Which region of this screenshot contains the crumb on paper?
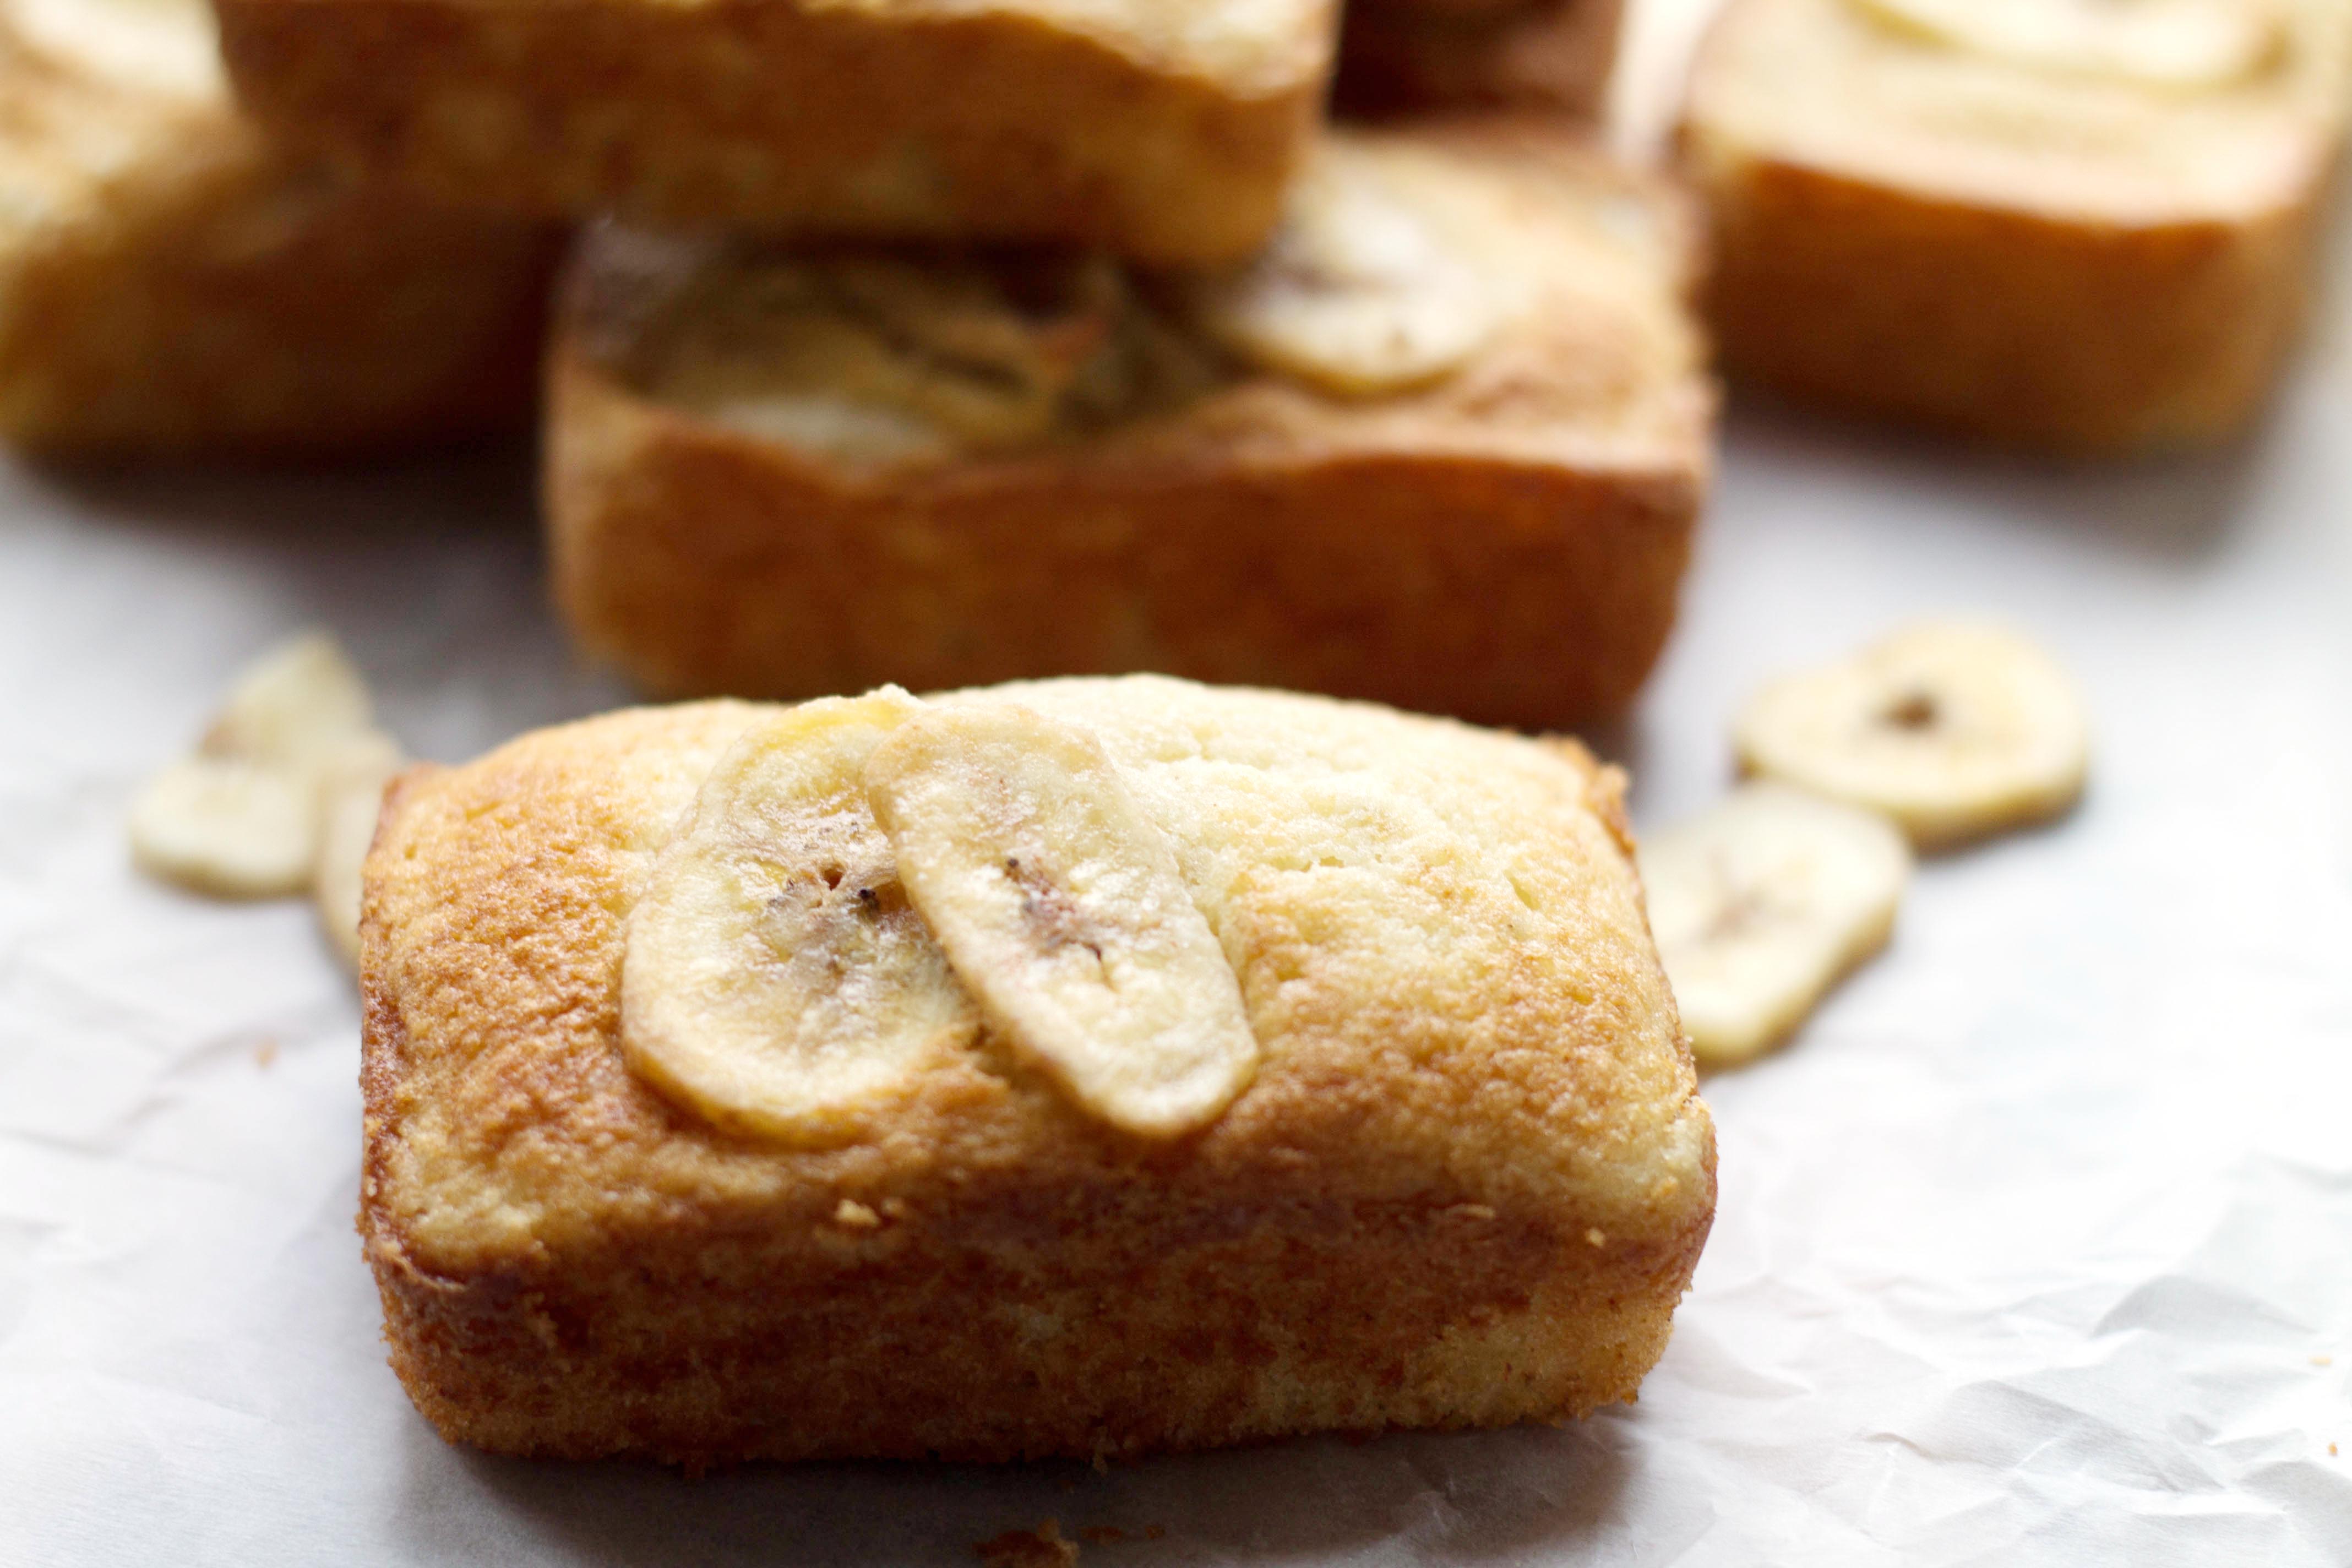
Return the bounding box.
[832,1199,881,1229]
[254,1038,277,1069]
[974,1520,1077,1567]
[2312,1354,2333,1366]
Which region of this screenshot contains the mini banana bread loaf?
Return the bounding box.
[0,0,554,455]
[359,677,1717,1464]
[1682,0,2352,454]
[546,122,1713,731]
[213,0,1337,264]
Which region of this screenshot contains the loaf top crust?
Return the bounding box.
[1685,0,2352,224]
[363,678,1712,1278]
[565,122,1710,477]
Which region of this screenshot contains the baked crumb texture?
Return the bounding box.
[1681,0,2352,454]
[1336,0,1625,118]
[360,682,1716,1465]
[0,4,554,454]
[213,0,1336,264]
[546,122,1712,732]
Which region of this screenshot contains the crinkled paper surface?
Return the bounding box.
[7,34,2352,1568]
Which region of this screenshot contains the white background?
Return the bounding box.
[6,4,2352,1559]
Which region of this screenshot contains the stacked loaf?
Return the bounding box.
[210,0,1694,725]
[4,0,1705,724]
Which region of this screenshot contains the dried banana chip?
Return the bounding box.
[620,691,976,1144]
[199,630,375,771]
[1641,782,1911,1068]
[1734,620,2090,852]
[865,705,1259,1139]
[129,631,382,900]
[311,732,406,970]
[128,755,318,897]
[1851,0,2282,89]
[1190,150,1509,397]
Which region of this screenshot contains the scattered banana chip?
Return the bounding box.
[1641,783,1912,1068]
[865,705,1259,1139]
[129,631,384,900]
[1733,620,2090,852]
[620,691,978,1145]
[198,631,375,771]
[1851,0,2282,89]
[311,733,406,970]
[1189,150,1509,397]
[128,755,319,897]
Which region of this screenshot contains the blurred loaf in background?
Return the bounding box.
[0,0,554,456]
[1680,0,2352,454]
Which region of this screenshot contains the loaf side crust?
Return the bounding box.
[359,687,1716,1462]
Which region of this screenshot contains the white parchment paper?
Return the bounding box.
[6,14,2352,1558]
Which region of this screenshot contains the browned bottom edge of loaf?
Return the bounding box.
[367,1193,1709,1466]
[545,360,1699,732]
[1701,155,2329,455]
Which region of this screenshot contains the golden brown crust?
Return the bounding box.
[359,685,1714,1463]
[1335,0,1623,119]
[214,0,1335,264]
[545,123,1713,731]
[0,14,557,456]
[1680,0,2352,454]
